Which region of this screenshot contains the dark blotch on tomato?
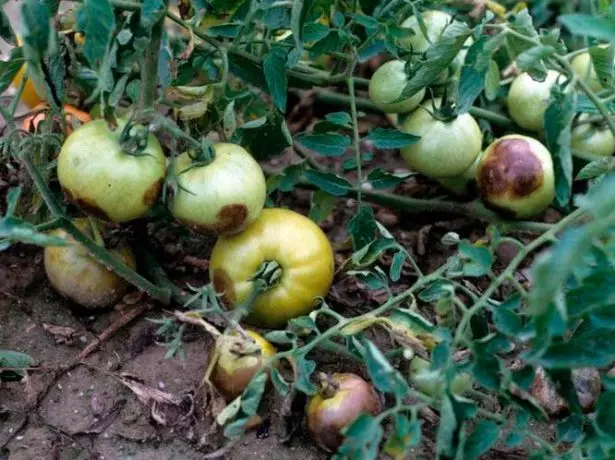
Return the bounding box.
[478,139,544,199]
[212,268,236,306]
[63,187,112,221]
[143,178,163,207]
[182,203,248,236]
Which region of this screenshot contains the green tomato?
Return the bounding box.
[570,47,614,94]
[58,119,167,222]
[477,134,555,219]
[409,357,473,397]
[368,59,426,113]
[507,70,564,132]
[571,114,615,158]
[169,143,266,236]
[400,99,483,178]
[437,150,484,196]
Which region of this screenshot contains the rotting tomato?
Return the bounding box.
[306,372,381,452]
[44,218,136,309]
[507,70,564,132]
[23,104,91,135]
[368,59,426,114]
[571,114,615,158]
[570,46,613,93]
[209,208,335,329]
[168,143,266,236]
[477,134,555,219]
[210,329,276,401]
[57,119,167,223]
[400,99,483,178]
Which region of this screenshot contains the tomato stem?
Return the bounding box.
[138,0,167,112]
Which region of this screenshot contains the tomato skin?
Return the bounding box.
[58,119,167,223]
[400,99,483,178]
[209,208,335,329]
[477,134,555,219]
[306,373,381,452]
[211,330,276,401]
[368,60,426,113]
[571,114,615,158]
[23,104,91,134]
[507,70,563,132]
[44,219,136,309]
[169,143,266,236]
[399,10,452,55]
[409,357,472,397]
[570,48,613,93]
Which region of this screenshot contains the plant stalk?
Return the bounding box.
[139,1,167,112]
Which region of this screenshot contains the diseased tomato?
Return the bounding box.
[306,373,381,452]
[507,70,564,132]
[399,99,483,178]
[57,119,167,223]
[571,114,615,158]
[570,47,614,93]
[209,208,335,329]
[23,104,91,135]
[44,218,136,309]
[368,59,426,114]
[477,134,555,219]
[210,330,276,401]
[169,143,266,236]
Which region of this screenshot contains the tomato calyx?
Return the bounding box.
[250,260,283,292]
[119,121,151,157]
[186,139,216,167]
[316,372,340,399]
[421,91,458,123]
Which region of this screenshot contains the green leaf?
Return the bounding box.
[294,356,317,394]
[463,421,499,460]
[263,330,295,345]
[458,242,494,277]
[367,168,413,189]
[531,328,615,369]
[557,414,584,443]
[0,218,67,248]
[436,395,458,458]
[290,0,304,52]
[325,111,352,128]
[347,205,378,250]
[400,22,472,99]
[507,10,546,79]
[81,0,115,68]
[355,337,408,396]
[223,100,237,139]
[390,249,406,282]
[229,52,268,91]
[264,46,288,112]
[240,373,267,415]
[0,10,17,45]
[233,110,292,161]
[484,60,500,101]
[21,0,51,60]
[589,44,614,90]
[576,157,615,181]
[0,350,36,381]
[141,0,165,30]
[457,34,506,113]
[296,133,350,157]
[595,391,615,437]
[365,127,420,149]
[0,47,26,95]
[309,190,337,224]
[559,14,615,41]
[216,397,242,425]
[544,86,574,208]
[383,414,421,458]
[337,413,383,460]
[270,367,290,396]
[351,238,399,268]
[207,23,242,38]
[304,169,352,196]
[516,45,556,76]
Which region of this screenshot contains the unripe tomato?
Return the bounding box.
[44,218,136,309]
[399,10,453,55]
[571,114,615,158]
[210,330,276,401]
[23,104,91,135]
[570,47,613,93]
[368,60,426,113]
[477,134,555,219]
[58,119,167,223]
[409,357,472,397]
[306,373,381,452]
[507,70,564,132]
[209,208,334,329]
[169,143,266,236]
[400,99,483,178]
[437,151,483,196]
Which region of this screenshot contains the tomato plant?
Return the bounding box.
[1,0,615,459]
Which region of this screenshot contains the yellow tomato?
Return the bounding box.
[209,208,335,329]
[11,61,44,108]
